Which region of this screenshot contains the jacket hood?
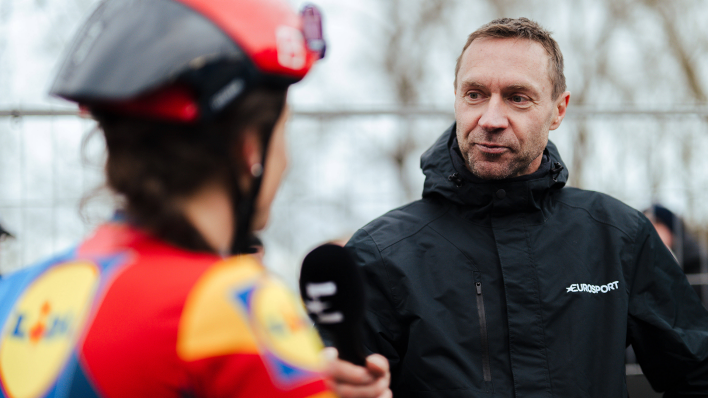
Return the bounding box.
[421,123,569,214]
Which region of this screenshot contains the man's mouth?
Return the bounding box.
[475,143,508,155]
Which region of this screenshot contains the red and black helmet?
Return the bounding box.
[51,0,326,254]
[50,0,325,122]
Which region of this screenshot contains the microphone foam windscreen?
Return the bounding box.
[299,244,365,327]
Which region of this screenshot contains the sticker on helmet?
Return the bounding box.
[0,261,100,398]
[276,26,306,70]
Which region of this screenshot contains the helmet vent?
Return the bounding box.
[73,22,104,65]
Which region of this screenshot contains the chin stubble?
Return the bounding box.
[465,147,540,180]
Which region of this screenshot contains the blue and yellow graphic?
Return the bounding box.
[176,256,325,389]
[0,261,100,398]
[235,278,324,387]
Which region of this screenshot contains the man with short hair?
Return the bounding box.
[345,18,708,397]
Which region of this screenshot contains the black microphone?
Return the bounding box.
[299,244,367,366]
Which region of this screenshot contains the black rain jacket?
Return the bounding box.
[345,124,708,397]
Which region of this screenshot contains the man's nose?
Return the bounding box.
[478,96,508,132]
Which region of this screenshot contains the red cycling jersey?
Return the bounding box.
[0,220,334,398]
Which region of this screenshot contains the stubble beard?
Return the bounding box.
[462,135,546,180]
[465,150,538,180]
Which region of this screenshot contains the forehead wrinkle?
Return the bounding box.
[459,37,553,97]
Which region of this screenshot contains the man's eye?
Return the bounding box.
[510,95,527,103]
[468,92,480,100]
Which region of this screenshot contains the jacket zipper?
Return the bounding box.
[476,281,492,382]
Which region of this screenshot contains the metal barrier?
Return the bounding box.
[1,107,707,295]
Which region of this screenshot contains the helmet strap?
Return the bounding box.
[229,130,273,255]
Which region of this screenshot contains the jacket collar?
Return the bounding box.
[421,123,568,216]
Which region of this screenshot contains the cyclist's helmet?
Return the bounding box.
[50,0,325,254]
[50,0,325,122]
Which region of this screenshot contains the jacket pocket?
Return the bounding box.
[397,266,494,394]
[474,272,492,384]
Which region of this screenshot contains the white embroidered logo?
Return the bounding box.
[566,281,619,294]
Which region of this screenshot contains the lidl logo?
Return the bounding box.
[234,279,324,387]
[0,261,100,398]
[247,280,323,369]
[9,301,74,346]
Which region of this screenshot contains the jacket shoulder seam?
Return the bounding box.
[554,199,635,240]
[373,201,453,251]
[426,223,477,265]
[357,229,402,308]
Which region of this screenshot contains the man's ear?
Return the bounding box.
[550,91,570,131]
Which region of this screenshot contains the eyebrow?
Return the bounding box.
[460,81,540,97]
[459,81,487,91]
[505,84,534,92]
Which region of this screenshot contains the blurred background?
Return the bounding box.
[1,0,707,298]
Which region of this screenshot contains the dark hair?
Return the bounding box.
[645,204,679,233]
[94,88,287,252]
[454,17,566,99]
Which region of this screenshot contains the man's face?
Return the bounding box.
[454,37,569,180]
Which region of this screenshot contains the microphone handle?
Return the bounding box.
[335,333,366,366]
[327,326,367,366]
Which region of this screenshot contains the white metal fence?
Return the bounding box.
[1,107,707,300]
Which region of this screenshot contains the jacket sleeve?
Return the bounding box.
[627,216,708,396]
[345,229,405,377]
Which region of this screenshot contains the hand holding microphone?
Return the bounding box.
[299,244,392,398]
